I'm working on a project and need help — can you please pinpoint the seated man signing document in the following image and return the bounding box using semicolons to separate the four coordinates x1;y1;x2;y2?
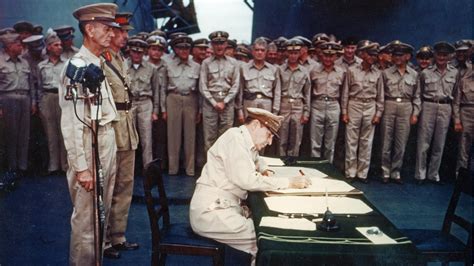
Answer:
190;107;311;265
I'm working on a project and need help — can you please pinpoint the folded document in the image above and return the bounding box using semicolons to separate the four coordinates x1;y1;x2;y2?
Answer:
259;216;317;231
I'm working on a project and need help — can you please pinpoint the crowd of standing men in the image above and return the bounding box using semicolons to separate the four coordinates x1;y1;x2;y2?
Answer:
0;2;472;263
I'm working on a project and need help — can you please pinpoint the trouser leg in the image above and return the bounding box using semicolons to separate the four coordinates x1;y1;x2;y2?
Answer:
166;94;183;175
427;104;452;181
415;103;436;180
390;103;412;179
202;100;219;152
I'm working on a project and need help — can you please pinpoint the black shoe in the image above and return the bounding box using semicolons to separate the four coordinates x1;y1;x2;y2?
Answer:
393;179;403;185
345;176;356;184
416;180;424;185
113;241;139;251
428;179;444;185
104;247;121;259
382;178;389;184
358;178;369;184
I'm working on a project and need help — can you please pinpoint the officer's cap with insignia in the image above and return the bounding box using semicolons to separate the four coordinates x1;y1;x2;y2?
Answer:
312;33;330;48
285;38;304;51
341;36;359;46
320;41;342;55
236;44;251;59
209;31;229;43
357;40;379;55
32;25;43;35
22;35;45;51
149;29;166;39
115;12;134;30
0;32;21;46
247;107;284;139
192;38;209;48
379;43;393;54
146;35;167;48
454;40;472;51
128;38;148;52
273;36;288;51
135;31;149;41
416;46;434;59
391;42;414;56
168;32;187;41
53;25;75;41
73;3;119;28
227;39;237;49
433;41;455;54
294;36;311;48
13;21;34;34
171;34;192;49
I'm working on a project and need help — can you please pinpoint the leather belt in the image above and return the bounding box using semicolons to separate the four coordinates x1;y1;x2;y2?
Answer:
44;88;58;94
243;91;271;100
115;102;132;111
315;95;338;101
349;97;375;103
283;97;301;103
133;95;152;101
423;97;452;104
168;90;193;96
385;96;411;103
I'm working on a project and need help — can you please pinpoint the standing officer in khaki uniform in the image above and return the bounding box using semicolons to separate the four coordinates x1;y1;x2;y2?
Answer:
278;39;311;163
451;40;472;78
102;12;140;259
295;36;319;71
38;32;67;174
0;32;34;179
453;64;473;174
237;37;281;123
415;42;458;184
380;42;420;184
336;37;362;69
415;46;433;72
161;35;200;176
128;38;160;169
59;3;118;264
53;25;80;59
199;31;240;152
342;41;384;183
310;42;345;163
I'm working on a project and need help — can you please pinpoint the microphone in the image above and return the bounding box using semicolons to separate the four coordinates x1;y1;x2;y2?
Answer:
65;58;87;100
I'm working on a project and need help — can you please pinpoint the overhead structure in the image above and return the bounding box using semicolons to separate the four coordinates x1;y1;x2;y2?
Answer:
151;0;200;35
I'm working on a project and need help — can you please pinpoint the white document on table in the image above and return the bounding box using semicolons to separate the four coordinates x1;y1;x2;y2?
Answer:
356;227;397;244
259;216;317;231
264;196;373;214
260;156;285;166
268;177;358;195
268;166;327;179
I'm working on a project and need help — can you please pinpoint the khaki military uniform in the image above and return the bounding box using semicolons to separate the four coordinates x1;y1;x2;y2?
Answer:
128;59;160;168
309;64;345;162
148;59;167;162
342;64;384;179
0;53;33;171
38;56;68;172
415;64;458;181
278;63;311;157
199;55;240;151
102;49;139;246
59;46;117;266
453;67;474;171
161;55;200;176
238;60;281;117
335;56;362;69
380;65;420;180
300;57;320;72
62;46;80;59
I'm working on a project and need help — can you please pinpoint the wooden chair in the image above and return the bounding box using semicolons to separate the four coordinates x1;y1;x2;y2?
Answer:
143;159;225;266
401;167;472;265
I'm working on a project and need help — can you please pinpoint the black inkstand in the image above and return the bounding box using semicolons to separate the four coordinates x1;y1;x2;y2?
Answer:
317;207;340;231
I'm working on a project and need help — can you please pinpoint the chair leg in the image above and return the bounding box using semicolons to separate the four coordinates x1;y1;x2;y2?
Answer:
151;251;159;266
213;248;225;266
158;253;167;266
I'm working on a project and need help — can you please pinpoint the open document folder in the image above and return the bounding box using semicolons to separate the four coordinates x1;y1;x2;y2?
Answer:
264;196;373;214
266;166;361;196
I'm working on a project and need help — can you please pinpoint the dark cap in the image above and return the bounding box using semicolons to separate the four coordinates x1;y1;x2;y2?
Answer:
227;39;237;49
149;29;166;38
294;36;311;47
312;33;330;47
146;35;167;48
192;38;209;48
13;21;34;34
391;42;414;55
73;3;119;28
22;35;45;51
285;38;303;51
433;41;455;54
247;107;284;139
357;40;379;54
171;35;192;48
273;36;288;51
115;12;134;30
320;41;342;54
454;40;472;51
379;43;393;54
135;31;149;41
53;25;75;41
128;38;148;52
235;44;251;58
209;31;229;42
32;25;43;35
341;36;359;46
416;46;434;59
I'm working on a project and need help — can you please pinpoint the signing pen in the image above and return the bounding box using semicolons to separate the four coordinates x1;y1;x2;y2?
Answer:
299;169;305;176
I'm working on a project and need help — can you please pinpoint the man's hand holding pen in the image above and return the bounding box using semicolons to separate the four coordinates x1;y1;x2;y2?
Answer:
289;169;312;189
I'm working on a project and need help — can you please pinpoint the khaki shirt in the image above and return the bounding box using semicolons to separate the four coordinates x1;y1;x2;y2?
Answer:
59;45;117;172
279;63;311;117
418;64;458;101
238;60;281;114
0;53;34;103
161;55;200;112
453;68;474;123
62;46;79;59
310;64;345;98
335;56;362;69
128;59;161;114
300;57;320;72
382;65;421;116
342;64;384;117
38;56;66;101
199;55;240;106
103;49;138;151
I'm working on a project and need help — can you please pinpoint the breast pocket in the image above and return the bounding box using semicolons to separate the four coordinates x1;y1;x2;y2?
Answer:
0;68;15;86
424;77;438;92
207;64;220;81
262;75;275;90
187;72;199;90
